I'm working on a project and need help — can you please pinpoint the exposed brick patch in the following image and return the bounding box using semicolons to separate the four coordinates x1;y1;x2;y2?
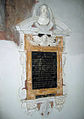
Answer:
0;31;6;40
0;29;20;45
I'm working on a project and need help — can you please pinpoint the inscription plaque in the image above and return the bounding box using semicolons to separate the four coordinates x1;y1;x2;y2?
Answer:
32;51;57;89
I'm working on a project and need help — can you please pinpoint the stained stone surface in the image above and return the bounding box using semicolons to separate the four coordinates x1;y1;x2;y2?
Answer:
32;51;57;89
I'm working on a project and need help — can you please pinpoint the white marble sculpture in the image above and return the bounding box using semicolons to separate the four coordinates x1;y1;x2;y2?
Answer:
16;4;71;36
38;4;50;25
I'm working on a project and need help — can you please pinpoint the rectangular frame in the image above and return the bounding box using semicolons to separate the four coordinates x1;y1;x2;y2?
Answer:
24;34;63;100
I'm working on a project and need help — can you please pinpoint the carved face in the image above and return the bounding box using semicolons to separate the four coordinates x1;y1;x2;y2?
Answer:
40;5;48;16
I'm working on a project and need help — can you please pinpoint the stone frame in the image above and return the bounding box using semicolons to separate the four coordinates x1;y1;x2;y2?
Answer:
24;34;63;100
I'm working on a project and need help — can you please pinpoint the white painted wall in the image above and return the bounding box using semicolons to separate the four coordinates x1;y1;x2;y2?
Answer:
0;0;84;119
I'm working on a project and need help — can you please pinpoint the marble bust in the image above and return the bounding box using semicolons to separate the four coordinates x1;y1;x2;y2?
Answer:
38;5;50;26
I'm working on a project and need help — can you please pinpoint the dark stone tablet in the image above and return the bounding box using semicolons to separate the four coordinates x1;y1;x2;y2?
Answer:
32;51;57;89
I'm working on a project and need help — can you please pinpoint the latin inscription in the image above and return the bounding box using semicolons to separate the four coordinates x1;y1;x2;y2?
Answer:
32;52;57;89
